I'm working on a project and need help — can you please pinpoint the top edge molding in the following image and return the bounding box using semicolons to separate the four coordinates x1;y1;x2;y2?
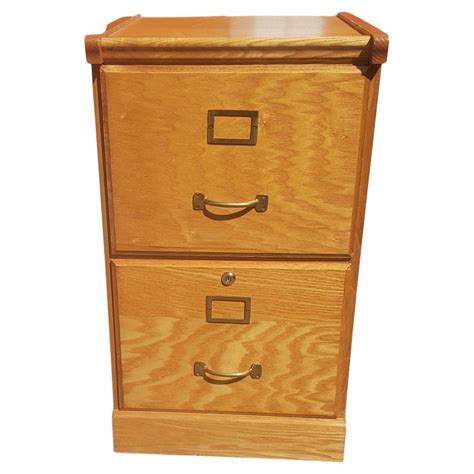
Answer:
85;14;388;65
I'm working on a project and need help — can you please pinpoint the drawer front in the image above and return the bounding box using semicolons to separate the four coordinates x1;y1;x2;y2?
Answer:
102;65;365;255
112;259;349;417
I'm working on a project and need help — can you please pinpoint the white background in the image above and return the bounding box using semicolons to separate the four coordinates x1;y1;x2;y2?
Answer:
1;1;473;473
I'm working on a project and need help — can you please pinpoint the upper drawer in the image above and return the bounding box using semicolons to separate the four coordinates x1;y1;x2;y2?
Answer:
101;65;366;256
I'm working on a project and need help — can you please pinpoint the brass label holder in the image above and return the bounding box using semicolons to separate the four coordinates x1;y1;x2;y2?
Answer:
206;296;251;324
207;109;259;145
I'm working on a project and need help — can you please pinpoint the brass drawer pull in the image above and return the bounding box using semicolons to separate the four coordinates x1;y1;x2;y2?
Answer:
194;361;262;384
193;193;268;212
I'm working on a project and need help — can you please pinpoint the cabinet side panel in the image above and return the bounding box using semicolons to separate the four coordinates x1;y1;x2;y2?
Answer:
335;65;382;416
91;65;120;408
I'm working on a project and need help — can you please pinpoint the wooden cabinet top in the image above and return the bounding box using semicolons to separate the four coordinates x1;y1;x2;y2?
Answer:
85;13;388;65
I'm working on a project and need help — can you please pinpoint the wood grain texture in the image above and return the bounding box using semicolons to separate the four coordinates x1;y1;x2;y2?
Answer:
101;64;365;256
335;65;382;417
85;15;373;65
112;259;349;417
213;115;252;140
113;409;346;461
337;13;389;64
110;16;360;38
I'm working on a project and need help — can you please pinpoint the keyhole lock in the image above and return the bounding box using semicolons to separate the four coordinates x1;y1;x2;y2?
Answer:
221;272;236;286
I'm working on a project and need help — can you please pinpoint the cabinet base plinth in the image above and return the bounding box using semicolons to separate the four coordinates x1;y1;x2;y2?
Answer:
112;409;346;461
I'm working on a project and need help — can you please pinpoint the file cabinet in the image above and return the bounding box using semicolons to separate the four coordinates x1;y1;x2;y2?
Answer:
86;13;388;460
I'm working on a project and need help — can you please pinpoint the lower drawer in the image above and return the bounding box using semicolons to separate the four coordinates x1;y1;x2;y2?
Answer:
112;259;349;417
